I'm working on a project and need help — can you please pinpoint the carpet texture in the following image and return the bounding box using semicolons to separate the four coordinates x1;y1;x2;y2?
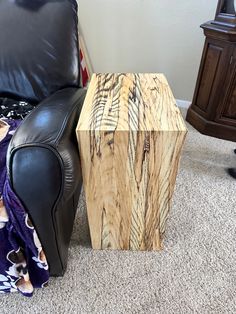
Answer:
0;109;236;313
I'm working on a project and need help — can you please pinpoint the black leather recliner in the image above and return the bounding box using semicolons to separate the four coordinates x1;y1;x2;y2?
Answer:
0;0;86;275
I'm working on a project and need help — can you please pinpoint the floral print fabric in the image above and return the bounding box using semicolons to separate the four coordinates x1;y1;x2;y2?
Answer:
0;98;36;120
0;119;49;296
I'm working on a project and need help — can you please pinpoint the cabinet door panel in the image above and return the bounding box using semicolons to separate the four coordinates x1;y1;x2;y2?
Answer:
223;97;236;119
192;38;232;119
196;44;223;111
215;52;236;127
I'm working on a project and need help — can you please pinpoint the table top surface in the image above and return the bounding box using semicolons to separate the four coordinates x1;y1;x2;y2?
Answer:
77;73;187;132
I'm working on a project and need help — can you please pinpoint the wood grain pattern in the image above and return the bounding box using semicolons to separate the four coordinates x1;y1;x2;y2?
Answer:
77;73;187;250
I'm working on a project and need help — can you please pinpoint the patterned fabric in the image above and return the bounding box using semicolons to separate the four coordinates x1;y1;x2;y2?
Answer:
0;116;49;296
0;98;36;120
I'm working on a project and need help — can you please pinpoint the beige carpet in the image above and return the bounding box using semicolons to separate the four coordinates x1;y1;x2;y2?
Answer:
1;109;236;313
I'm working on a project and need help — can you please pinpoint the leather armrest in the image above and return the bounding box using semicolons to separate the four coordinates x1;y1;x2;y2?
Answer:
8;87;86;199
7;87;86;275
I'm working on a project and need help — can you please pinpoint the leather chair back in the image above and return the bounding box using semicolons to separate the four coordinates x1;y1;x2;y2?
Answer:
0;0;80;103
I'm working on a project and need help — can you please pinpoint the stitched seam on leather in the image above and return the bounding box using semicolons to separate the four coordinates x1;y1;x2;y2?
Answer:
9;89;85;150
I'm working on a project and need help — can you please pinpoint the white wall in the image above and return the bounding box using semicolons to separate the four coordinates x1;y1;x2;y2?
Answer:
78;0;216;101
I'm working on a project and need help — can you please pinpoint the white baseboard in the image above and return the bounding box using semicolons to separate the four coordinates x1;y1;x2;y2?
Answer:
176;99;191;109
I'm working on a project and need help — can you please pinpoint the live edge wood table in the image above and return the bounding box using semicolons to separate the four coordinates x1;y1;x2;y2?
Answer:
76;73;187;251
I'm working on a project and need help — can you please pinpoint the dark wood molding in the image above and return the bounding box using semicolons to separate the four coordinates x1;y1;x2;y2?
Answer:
214;0;236;29
186;106;236;142
201;22;236;41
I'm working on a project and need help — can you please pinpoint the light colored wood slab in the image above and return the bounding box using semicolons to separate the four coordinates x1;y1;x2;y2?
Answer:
77;73;187;250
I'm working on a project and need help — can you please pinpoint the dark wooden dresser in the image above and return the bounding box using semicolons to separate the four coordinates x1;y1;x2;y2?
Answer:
186;0;236;142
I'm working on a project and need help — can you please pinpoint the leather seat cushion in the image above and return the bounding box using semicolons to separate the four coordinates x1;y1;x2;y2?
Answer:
0;0;79;103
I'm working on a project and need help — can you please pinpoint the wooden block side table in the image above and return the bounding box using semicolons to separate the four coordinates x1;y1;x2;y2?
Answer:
76;73;187;250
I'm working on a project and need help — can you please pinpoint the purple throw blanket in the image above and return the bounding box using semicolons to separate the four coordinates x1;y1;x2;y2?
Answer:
0;119;49;296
